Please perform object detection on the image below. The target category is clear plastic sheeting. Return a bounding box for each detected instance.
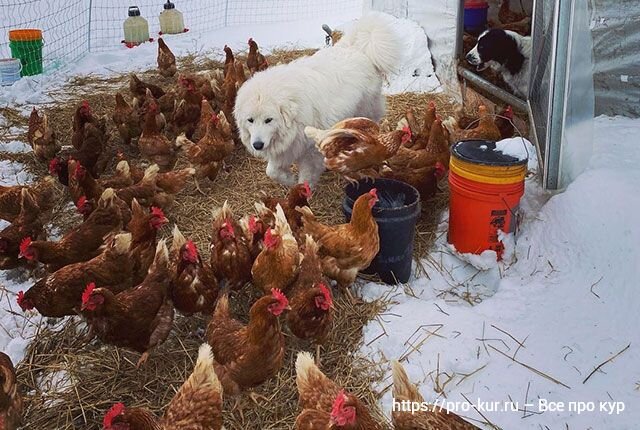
[589,0,640,117]
[558,0,595,188]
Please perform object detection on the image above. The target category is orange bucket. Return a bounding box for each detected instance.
[447,140,527,258]
[8,29,42,42]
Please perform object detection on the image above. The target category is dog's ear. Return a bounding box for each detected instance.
[279,99,298,129]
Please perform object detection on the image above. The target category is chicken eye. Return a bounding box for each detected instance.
[265,118,273,124]
[248,118,254,123]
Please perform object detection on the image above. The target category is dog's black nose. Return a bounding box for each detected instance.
[253,141,264,150]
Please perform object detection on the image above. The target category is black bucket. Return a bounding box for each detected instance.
[342,178,421,285]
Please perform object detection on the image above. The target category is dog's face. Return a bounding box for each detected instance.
[241,108,281,152]
[234,88,298,156]
[466,29,514,71]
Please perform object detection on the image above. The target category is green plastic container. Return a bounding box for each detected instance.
[9,29,44,76]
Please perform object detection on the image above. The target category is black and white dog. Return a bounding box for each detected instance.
[466,29,531,98]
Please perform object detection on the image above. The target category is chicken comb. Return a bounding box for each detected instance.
[428,100,436,108]
[210,112,219,123]
[504,105,514,118]
[401,125,412,138]
[77,196,88,210]
[263,228,278,249]
[82,283,96,306]
[17,290,25,307]
[103,402,125,427]
[248,215,258,232]
[73,162,85,179]
[248,37,254,44]
[81,100,90,108]
[48,157,59,174]
[318,283,333,308]
[271,288,289,307]
[302,181,312,198]
[331,389,348,415]
[368,188,378,199]
[223,219,235,235]
[434,162,447,179]
[19,237,32,257]
[184,240,198,258]
[151,206,165,219]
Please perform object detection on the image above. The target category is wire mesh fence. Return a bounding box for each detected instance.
[0,0,362,76]
[0,0,90,78]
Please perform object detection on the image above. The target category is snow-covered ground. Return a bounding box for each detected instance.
[361,116,640,429]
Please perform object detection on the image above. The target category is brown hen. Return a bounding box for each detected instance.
[157,37,177,77]
[27,107,58,161]
[81,240,174,368]
[0,176,56,222]
[0,188,45,270]
[392,360,480,430]
[247,38,268,75]
[205,288,289,396]
[113,92,142,145]
[103,343,223,430]
[297,189,380,290]
[287,235,333,358]
[19,188,124,271]
[17,233,133,317]
[0,352,22,430]
[295,351,382,430]
[251,204,300,295]
[305,118,412,183]
[139,102,180,171]
[209,201,252,290]
[169,226,219,315]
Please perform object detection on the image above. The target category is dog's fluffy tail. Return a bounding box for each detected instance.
[338,12,404,76]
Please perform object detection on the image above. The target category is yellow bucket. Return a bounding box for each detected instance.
[449,140,527,185]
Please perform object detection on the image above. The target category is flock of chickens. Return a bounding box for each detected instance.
[0,35,517,429]
[307,101,515,202]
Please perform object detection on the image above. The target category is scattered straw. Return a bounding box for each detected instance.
[2,48,455,429]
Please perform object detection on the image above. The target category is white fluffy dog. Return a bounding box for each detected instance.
[234,13,403,187]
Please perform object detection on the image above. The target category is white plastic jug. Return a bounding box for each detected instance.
[0,58,22,86]
[159,0,185,35]
[123,6,150,47]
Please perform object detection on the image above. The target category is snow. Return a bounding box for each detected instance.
[0,140,32,154]
[0,160,32,185]
[494,137,532,161]
[361,115,640,429]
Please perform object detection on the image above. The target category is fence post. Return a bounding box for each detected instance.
[224,0,229,27]
[87,0,93,53]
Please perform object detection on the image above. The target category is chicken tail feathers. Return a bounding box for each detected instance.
[274,204,293,236]
[175,132,193,148]
[303,126,328,145]
[391,360,424,403]
[187,343,223,393]
[113,233,132,255]
[171,225,187,255]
